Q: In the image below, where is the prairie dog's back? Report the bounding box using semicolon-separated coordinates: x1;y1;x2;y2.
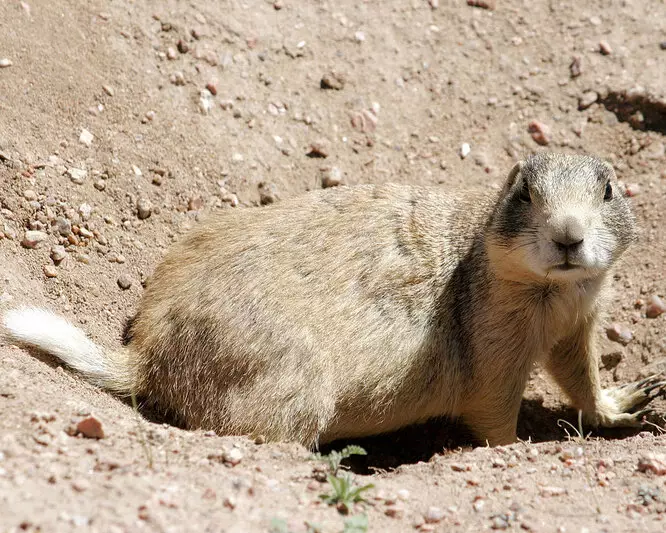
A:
126;183;495;439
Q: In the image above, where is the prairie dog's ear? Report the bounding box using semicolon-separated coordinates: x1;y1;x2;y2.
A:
601;160;617;179
502;160;524;193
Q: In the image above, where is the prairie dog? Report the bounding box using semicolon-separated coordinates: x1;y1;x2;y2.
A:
3;153;663;448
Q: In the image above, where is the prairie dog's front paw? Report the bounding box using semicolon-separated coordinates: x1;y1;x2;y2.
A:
586;375;665;428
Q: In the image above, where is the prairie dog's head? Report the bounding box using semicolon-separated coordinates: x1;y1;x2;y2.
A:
487;152;637;285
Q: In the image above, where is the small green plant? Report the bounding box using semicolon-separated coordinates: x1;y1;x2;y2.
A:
310;444;367;475
342;513;368;533
320;472;374;513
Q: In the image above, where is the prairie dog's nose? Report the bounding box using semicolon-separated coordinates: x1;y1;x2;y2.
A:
551;215;585;252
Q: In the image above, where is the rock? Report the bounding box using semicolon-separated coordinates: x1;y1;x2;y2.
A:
76;416;104;439
79;203;92;221
94;179;106;191
540;486;567;497
0;58;13;68
606;323;633;345
429;0;439;8
43;265;58;278
569;56;582;78
21;230;48;249
467;0;496;9
460;143;471;159
117;275;132;290
625;183;640;197
50;245;67;263
350;109;378;133
599;40;613;55
205;82;217;96
199;89;213;114
424;507;444;523
321;166;343;188
55;217;72;236
646;295;666;318
23;189;37;201
660;42;666;51
638;454;666;475
177;39;189;54
166;47;177;60
306;140;329;158
258;182;279;205
528;121;551;146
222;447;243;466
320;71;345;90
79;129;93;147
102;84;114;96
385;506;405;519
171;71;185;86
136;198;152;220
578;91;598;110
66;168;87;185
188;197;204;211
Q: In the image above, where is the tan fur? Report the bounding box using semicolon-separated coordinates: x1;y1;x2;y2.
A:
5;153;662;448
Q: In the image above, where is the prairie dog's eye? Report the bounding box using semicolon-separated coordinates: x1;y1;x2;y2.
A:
604;181;613;201
519;180;531;203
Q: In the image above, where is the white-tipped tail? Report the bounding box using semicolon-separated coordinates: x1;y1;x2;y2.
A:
2;307;131;393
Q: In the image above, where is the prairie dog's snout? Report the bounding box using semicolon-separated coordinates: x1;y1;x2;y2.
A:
488;153;637;283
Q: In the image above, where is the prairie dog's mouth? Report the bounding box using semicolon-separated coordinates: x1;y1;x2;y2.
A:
551;262;581;272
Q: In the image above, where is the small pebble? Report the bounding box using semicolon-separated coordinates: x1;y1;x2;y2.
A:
222;447;243;466
177;39;189;53
569;56;582;78
606;323;632;345
460;143;471;159
660;41;666;50
94;180;106;191
646;295;665;318
599;40;612;55
307;140;329;158
385;506;405;519
102;84;114;96
171;71;185;86
66;168;87;185
467;0;496;9
424;507;444;524
117;275;132;290
50;245;67;263
23;189;37;201
43;265;58;278
638;453;666;475
540;486;567;497
258;182;279;205
321;166;343;188
79;129;93;147
205;82;217;96
354;31;365;42
578;91;598;110
21;230;48;249
76;416;105;439
166;47;177;60
136;198;152;220
55;217;72;236
528;121;551;146
625;183;640;197
0;58;13;68
320;71;345;90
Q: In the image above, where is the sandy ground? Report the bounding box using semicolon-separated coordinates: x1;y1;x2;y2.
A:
1;0;666;531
